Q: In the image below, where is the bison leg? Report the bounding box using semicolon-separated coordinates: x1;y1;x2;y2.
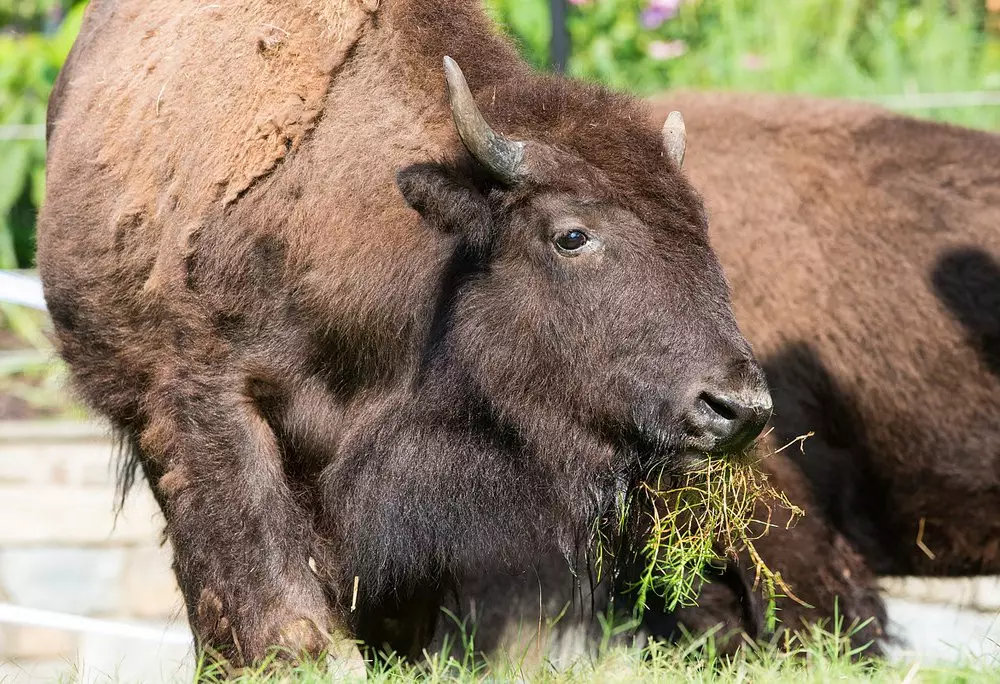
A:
138;385;355;668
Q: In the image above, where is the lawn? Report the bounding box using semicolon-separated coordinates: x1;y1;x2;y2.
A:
186;624;1000;683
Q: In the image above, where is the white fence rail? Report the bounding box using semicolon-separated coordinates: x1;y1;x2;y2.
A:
0;271;47;311
0;604;193;684
0;603;189;644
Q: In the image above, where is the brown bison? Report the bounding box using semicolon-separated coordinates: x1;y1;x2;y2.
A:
637;91;1000;652
38;0;772;667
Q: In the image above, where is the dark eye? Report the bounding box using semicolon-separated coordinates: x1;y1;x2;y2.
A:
554;229;590;253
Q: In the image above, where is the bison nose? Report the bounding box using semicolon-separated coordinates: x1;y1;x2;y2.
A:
688;385;773;455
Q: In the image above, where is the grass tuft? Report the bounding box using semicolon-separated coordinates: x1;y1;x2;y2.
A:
190;615;1000;683
604;433;809;626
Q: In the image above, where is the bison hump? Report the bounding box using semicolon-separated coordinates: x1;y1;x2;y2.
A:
51;0;373;219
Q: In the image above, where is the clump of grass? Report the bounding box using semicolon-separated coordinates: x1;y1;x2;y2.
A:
610;434;809;628
191;615;1000;683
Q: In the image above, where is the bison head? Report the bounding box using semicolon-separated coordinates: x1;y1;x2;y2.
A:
396;58;771;481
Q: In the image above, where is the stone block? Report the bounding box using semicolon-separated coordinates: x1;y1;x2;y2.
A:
878;576;918;598
884;597;1000;663
0;624;78;660
0;485;164;546
79;629;194;684
972;576;1000;612
0;547;125;615
879;576;978;607
0;421;113;488
122;545;185;620
80;455;120;488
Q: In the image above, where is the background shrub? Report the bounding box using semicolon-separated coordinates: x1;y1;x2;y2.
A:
1;0;83;269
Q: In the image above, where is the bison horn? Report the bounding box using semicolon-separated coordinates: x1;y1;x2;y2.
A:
662;110;686;169
443;56;525;185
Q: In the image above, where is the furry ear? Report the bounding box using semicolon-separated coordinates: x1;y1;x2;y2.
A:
396;163;493;246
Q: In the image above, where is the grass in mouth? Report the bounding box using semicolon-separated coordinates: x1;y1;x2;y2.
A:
602;432;810;629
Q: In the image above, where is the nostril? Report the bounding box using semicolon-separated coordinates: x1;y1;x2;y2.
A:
699;391;739;421
688;386;772;455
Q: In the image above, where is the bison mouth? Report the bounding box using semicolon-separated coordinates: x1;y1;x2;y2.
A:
622;399;771;477
623;421;716;475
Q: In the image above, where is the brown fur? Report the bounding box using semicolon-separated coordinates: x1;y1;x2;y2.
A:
46;0;996;668
643;91;1000;646
39;0;771;668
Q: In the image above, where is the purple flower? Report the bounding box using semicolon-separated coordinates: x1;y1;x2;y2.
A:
648;39;688;61
641;0;683;30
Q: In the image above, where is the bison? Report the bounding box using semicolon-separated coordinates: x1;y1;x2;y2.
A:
38;0;774;667
636;91;1000;652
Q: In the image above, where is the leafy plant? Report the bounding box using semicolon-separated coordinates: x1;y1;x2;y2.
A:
592;433;806;628
485;0;553;68
0;0;84;270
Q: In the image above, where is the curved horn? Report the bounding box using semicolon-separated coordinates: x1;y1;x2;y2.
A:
443;56;525;185
662;110;686;169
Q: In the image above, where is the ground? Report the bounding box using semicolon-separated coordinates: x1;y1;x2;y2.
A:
189;632;1000;683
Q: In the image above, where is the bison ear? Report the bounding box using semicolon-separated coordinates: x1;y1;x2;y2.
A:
396;163;492;244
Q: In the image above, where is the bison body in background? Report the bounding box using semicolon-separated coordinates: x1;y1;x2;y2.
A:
38;0;772;668
642;91;1000;646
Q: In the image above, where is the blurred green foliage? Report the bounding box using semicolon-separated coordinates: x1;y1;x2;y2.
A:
485;0;554;70
1;0;83;270
488;0;1000;130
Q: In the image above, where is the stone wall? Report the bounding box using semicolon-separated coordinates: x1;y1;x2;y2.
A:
0;421;998;681
880;576;1000;662
0;421;189;683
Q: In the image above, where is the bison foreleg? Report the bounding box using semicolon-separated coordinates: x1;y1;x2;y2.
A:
139;386;356;668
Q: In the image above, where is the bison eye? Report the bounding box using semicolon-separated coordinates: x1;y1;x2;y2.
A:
553;229;590;254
